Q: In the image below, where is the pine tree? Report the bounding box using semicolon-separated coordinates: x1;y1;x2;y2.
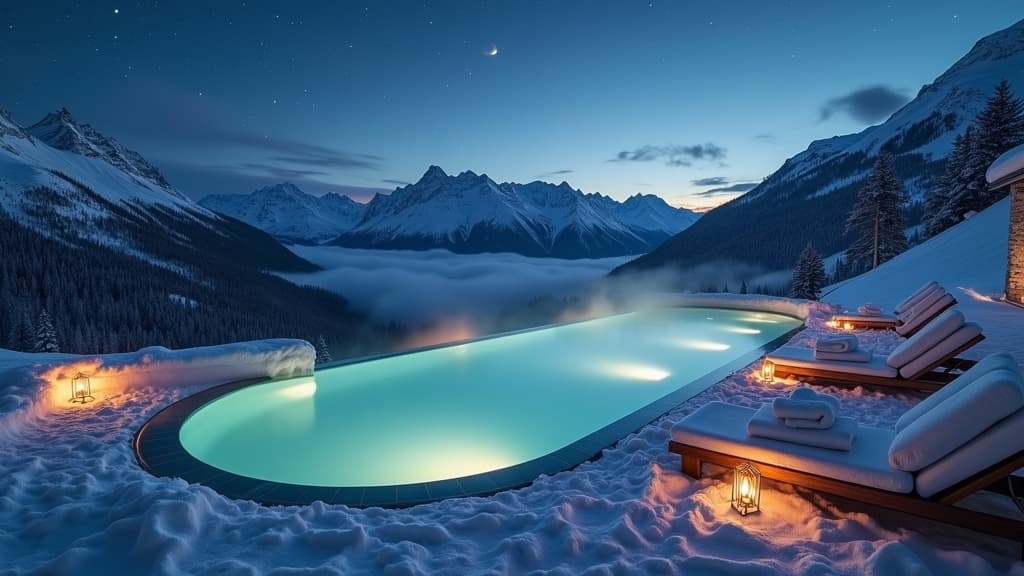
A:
941;81;1024;222
845;153;908;272
926;129;974;236
315;334;332;365
789;242;826;300
33;308;60;353
739;280;748;294
8;312;33;352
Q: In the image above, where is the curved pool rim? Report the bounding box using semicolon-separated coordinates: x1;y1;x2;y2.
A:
134;306;803;508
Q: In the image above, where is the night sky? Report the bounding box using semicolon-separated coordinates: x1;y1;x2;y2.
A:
0;2;1020;209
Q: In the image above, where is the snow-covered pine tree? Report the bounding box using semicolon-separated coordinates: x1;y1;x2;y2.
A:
926;129;973;236
315;334;332;365
941;81;1024;222
845;153;908;272
789;242;826;300
33;309;60;353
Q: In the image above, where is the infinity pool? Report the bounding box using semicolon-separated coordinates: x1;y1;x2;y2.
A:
173;307;799;499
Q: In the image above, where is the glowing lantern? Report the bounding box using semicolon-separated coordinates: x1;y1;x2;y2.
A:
842;322;854;331
827;318;839;329
760;360;775;383
70;372;94;404
731;462;761;516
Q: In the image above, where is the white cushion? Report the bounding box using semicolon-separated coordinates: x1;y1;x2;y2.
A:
672;402;914;492
895;293;955;336
894;281;940;315
897;323;982;379
886;309;965;369
896;352;1022;432
888;369;1024;472
897;287;946;323
916;407;1024;498
767;346;899;378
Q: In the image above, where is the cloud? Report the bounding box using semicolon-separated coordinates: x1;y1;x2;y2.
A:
694;182;759;197
279;246;632;324
819;85;909;124
610;143;726;167
753;133;775;143
382;178;412;186
690;176;730;187
239;163;330;180
537;169;574;178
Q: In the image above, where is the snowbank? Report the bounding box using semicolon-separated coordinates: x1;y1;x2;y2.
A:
826;197;1024;364
0;339;314;420
1;311;1021;574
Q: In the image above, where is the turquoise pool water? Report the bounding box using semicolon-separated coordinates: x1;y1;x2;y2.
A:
179;307;800;488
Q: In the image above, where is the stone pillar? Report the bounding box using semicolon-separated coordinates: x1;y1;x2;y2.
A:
1009;182;1024;305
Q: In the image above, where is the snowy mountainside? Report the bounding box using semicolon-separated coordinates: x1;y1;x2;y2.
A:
329;166;699;258
199;183;366;244
617;18;1024;275
825;197;1023;364
0;107;312;273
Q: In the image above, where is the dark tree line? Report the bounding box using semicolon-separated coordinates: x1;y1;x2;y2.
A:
925;80;1024;237
0;208;400;358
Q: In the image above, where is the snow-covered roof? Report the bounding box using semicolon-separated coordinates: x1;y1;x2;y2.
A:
986;142;1024;187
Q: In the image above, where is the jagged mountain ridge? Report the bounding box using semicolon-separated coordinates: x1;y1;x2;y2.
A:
0;107;315;273
615;17;1024;275
326;166;699;258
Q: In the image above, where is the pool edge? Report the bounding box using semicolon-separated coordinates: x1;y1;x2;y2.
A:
134;310;803;508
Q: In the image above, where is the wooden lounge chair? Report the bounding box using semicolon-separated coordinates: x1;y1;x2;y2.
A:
832;291;957;336
669;354;1024;556
766;309;984;392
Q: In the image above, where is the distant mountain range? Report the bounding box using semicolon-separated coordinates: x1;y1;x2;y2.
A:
202;166;699;258
199;183;366;244
615;17;1024;276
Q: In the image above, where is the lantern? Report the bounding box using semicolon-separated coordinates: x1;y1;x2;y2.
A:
827;318;839;329
842;322;854;331
731;462;761;516
70;372;94;404
760;360;775;383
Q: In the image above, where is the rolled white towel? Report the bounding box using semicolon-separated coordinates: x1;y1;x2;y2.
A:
857;304;883;316
748;404;856;451
815;335;858;353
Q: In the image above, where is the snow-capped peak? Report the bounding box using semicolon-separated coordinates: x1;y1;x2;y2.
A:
28;108;177;193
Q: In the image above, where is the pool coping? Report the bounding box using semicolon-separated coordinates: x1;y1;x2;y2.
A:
134;307;803;508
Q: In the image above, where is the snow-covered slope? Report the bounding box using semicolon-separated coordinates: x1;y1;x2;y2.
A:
825;197;1024;363
331;166;699;258
199;183;366;244
0;107;314;273
618;18;1024;275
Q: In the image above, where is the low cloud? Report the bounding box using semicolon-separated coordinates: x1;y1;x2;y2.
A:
610;143;726;167
280;246;632;324
159;160;387;202
694;182;759;197
691;176;730;187
820;85;909;124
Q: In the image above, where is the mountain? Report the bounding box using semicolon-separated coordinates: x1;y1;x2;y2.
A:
0;107;369;356
614;18;1024;276
328;166;699;258
199;183;366;244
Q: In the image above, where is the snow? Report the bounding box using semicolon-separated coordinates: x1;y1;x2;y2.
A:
826;197;1024;365
2;300;1023;573
987;142;1024;185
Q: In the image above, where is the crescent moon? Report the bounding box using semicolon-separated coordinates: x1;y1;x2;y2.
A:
487;46;498;56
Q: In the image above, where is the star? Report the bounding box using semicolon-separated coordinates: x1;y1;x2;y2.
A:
113;8;119;14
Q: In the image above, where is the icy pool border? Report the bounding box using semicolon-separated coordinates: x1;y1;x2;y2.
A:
135;299;804;508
